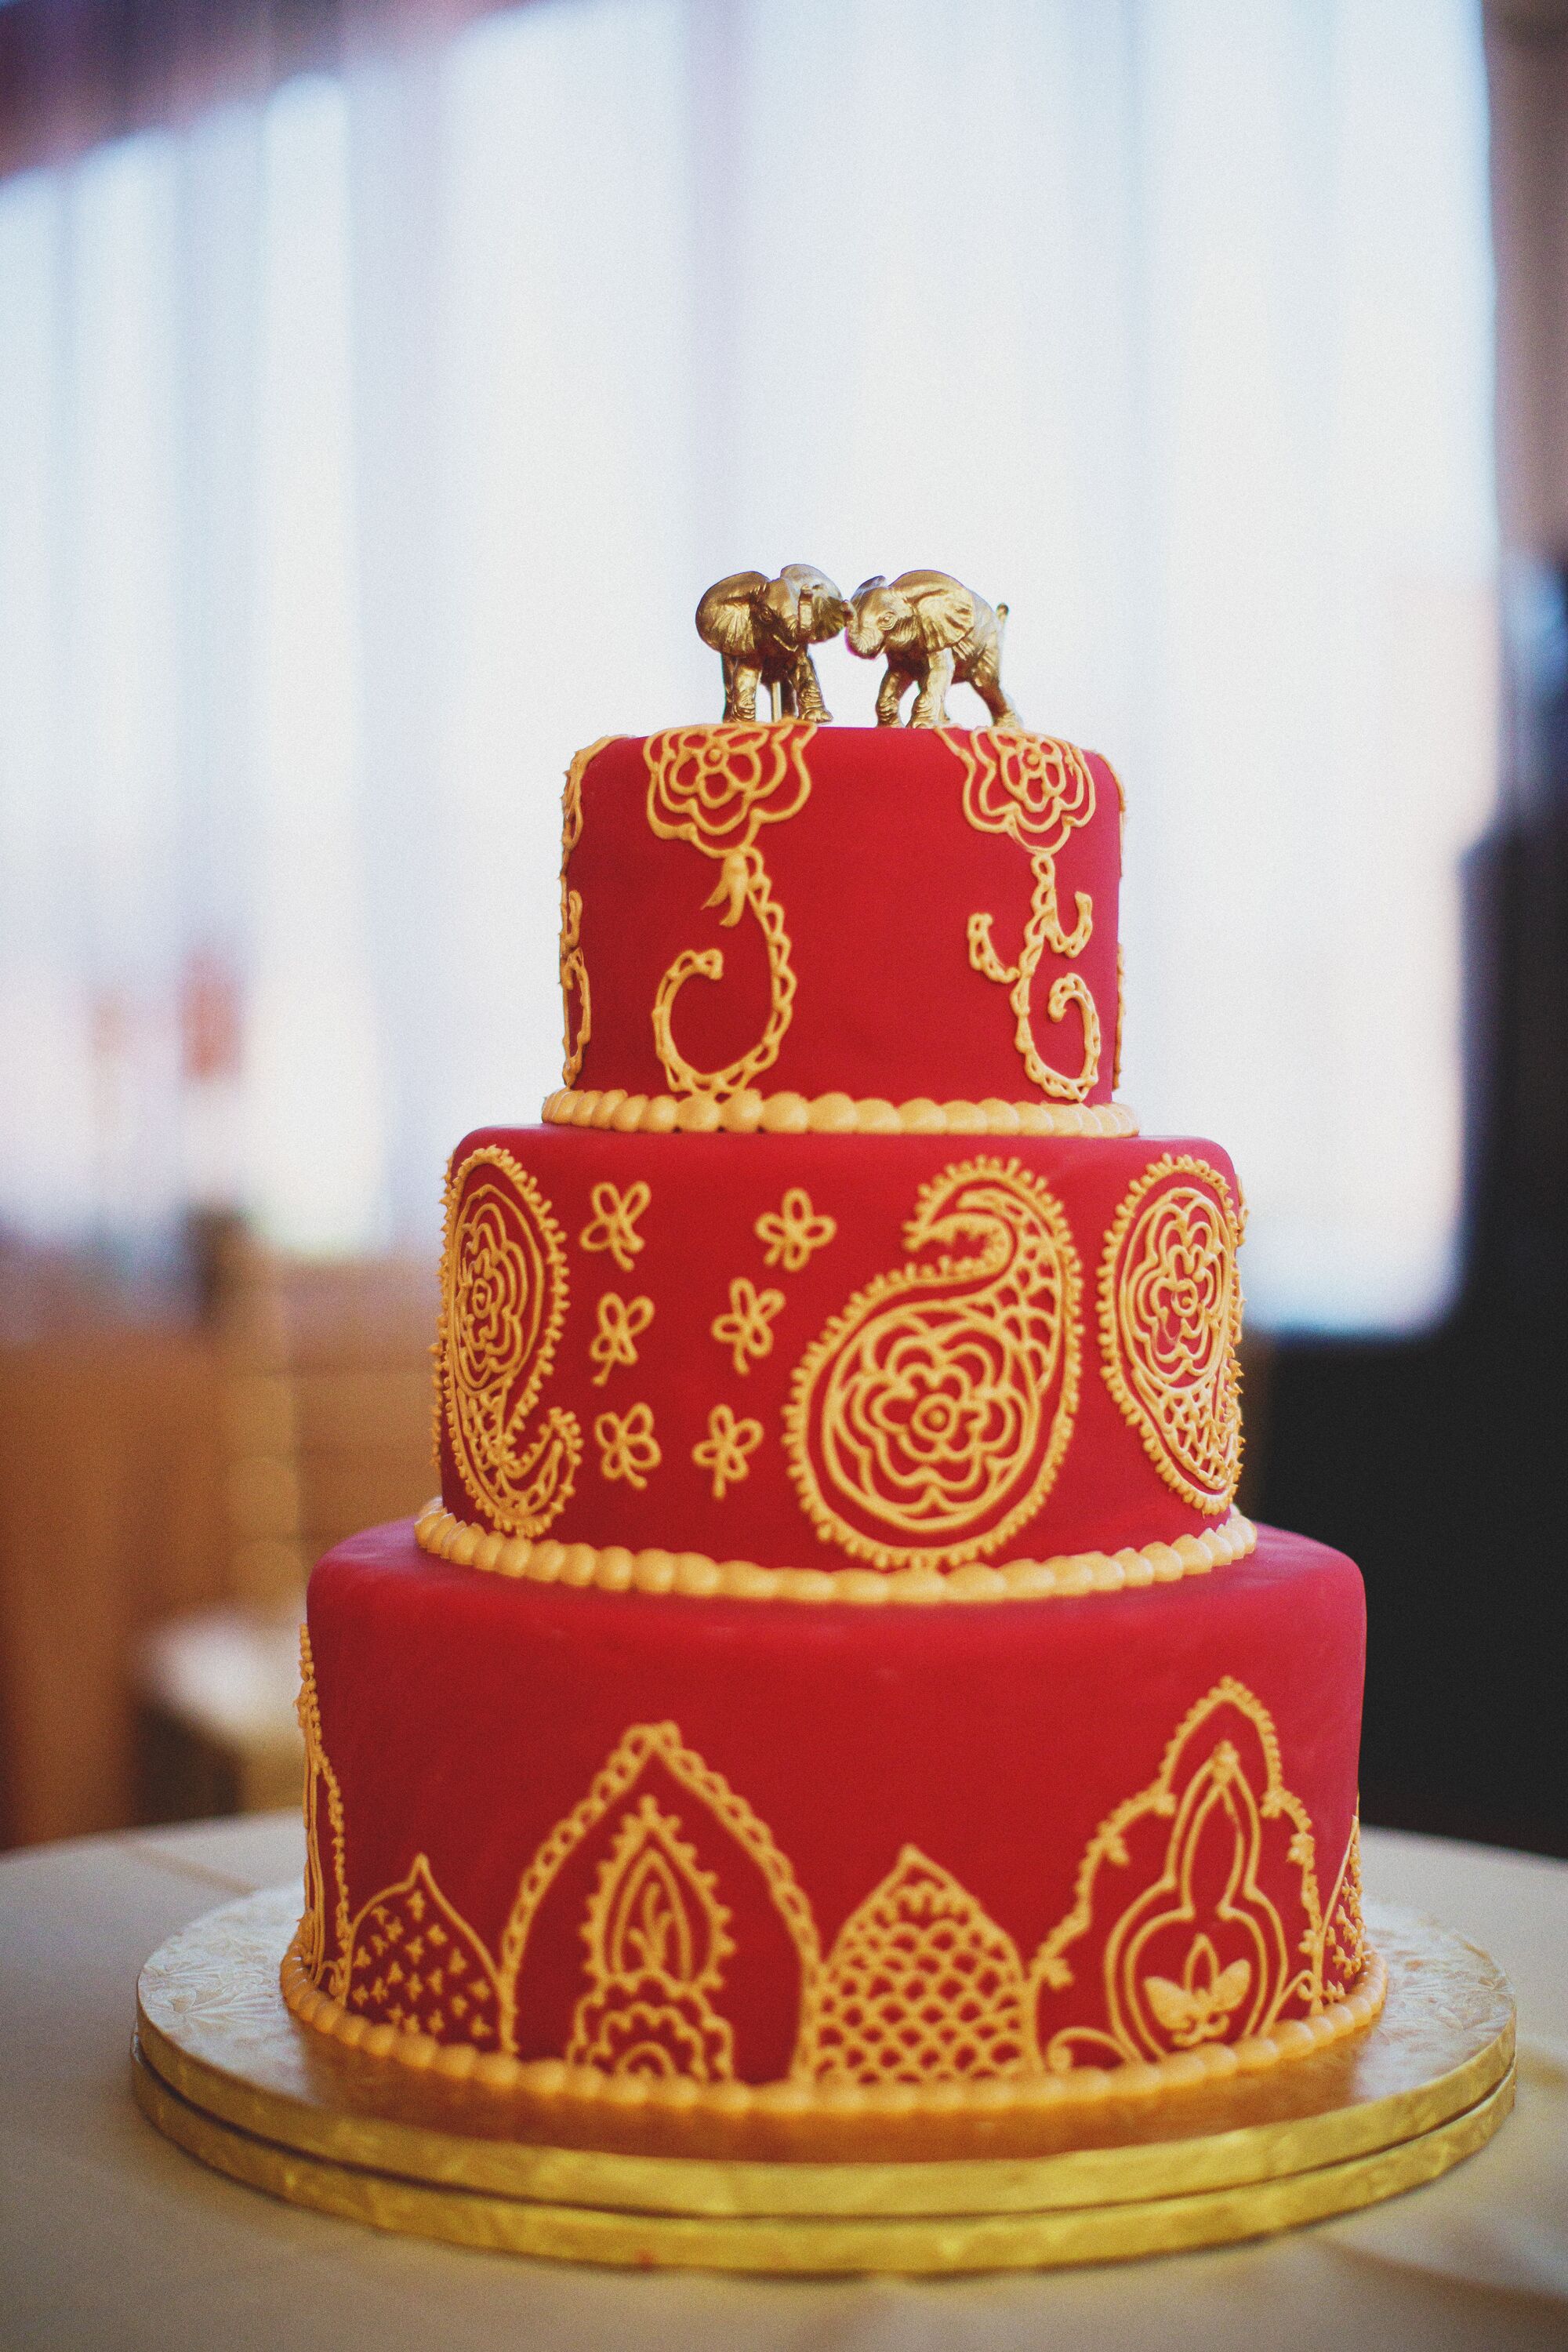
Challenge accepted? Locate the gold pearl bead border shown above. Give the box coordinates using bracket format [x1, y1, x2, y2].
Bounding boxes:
[541, 1087, 1139, 1139]
[280, 1936, 1386, 2114]
[413, 1503, 1257, 1606]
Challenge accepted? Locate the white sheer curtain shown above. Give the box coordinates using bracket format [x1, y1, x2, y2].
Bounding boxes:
[0, 0, 1496, 1327]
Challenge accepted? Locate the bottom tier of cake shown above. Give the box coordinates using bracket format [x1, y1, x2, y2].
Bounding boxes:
[290, 1520, 1377, 2145]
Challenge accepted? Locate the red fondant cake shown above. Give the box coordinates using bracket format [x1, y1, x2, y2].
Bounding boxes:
[290, 719, 1377, 2156]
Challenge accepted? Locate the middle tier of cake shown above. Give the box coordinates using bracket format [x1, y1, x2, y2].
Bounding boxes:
[427, 1125, 1248, 1596]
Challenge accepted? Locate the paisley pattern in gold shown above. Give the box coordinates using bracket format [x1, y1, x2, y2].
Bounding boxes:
[296, 1628, 348, 1995]
[1033, 1679, 1327, 2071]
[644, 724, 814, 1100]
[1099, 1156, 1243, 1513]
[1322, 1818, 1367, 2002]
[499, 1721, 821, 2074]
[566, 1797, 736, 2080]
[806, 1849, 1035, 2084]
[558, 739, 609, 1086]
[785, 1158, 1082, 1570]
[341, 1856, 501, 2047]
[946, 729, 1102, 1102]
[437, 1149, 581, 1538]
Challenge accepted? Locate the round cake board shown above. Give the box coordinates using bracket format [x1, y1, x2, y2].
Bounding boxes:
[131, 1889, 1515, 2274]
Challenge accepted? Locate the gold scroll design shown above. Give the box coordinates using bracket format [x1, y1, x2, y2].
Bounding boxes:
[296, 1627, 349, 1997]
[339, 1855, 503, 2049]
[804, 1849, 1036, 2085]
[784, 1158, 1082, 1571]
[1099, 1156, 1244, 1514]
[644, 724, 814, 1101]
[559, 737, 612, 1086]
[1033, 1679, 1327, 2071]
[945, 728, 1102, 1102]
[498, 1721, 822, 2074]
[437, 1147, 581, 1538]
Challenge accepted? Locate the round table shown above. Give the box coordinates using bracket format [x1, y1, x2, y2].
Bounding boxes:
[3, 1813, 1565, 2350]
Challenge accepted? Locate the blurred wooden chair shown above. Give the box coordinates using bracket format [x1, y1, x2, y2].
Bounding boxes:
[136, 1225, 437, 1818]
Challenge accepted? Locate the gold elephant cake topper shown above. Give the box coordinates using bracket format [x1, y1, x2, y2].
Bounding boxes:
[695, 566, 1022, 731]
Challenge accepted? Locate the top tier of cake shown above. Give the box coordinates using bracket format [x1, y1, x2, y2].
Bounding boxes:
[550, 724, 1130, 1134]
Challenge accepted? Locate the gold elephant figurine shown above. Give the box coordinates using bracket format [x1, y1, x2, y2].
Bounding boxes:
[846, 571, 1022, 731]
[695, 566, 849, 724]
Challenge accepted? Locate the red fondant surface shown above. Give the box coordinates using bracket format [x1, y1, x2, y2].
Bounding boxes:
[439, 1124, 1242, 1569]
[568, 729, 1123, 1109]
[306, 1520, 1366, 2082]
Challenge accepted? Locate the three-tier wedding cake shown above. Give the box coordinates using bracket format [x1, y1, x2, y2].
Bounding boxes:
[284, 669, 1381, 2158]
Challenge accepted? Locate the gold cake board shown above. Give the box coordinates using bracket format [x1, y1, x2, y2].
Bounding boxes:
[131, 1889, 1515, 2274]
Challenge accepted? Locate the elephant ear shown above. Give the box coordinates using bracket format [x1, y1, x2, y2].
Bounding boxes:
[695, 572, 769, 657]
[904, 574, 978, 652]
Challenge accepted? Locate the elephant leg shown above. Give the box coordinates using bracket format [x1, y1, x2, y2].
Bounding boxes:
[910, 648, 956, 728]
[974, 648, 1023, 733]
[726, 661, 761, 722]
[876, 665, 913, 727]
[793, 652, 830, 724]
[772, 668, 798, 720]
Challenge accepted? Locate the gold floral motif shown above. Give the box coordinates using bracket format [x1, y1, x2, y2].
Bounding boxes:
[1099, 1156, 1243, 1514]
[593, 1403, 661, 1490]
[579, 1180, 651, 1273]
[693, 1403, 764, 1498]
[437, 1149, 581, 1539]
[711, 1276, 786, 1376]
[1033, 1679, 1326, 2071]
[784, 1159, 1082, 1571]
[644, 724, 814, 1101]
[340, 1855, 501, 2047]
[806, 1848, 1035, 2085]
[499, 1720, 822, 2067]
[296, 1628, 348, 1996]
[756, 1187, 837, 1272]
[588, 1292, 654, 1388]
[559, 739, 611, 1086]
[946, 730, 1102, 1102]
[566, 1797, 735, 2081]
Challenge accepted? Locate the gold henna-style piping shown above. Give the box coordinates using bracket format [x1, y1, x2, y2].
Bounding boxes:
[783, 1159, 1082, 1572]
[296, 1629, 349, 1997]
[579, 1180, 650, 1272]
[1032, 1679, 1335, 2073]
[756, 1188, 836, 1272]
[593, 1403, 661, 1491]
[946, 730, 1102, 1103]
[414, 1501, 1256, 1605]
[645, 724, 814, 1102]
[543, 1088, 1138, 1138]
[437, 1149, 582, 1540]
[565, 1796, 737, 2082]
[559, 739, 610, 1086]
[496, 1721, 822, 2066]
[588, 1292, 653, 1388]
[1098, 1156, 1244, 1515]
[337, 1854, 503, 2049]
[692, 1403, 764, 1498]
[805, 1848, 1037, 2085]
[711, 1276, 785, 1376]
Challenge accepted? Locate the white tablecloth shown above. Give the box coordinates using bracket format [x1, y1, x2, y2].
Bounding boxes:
[2, 1815, 1565, 2350]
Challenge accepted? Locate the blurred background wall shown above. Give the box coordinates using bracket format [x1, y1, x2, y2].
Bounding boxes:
[0, 0, 1561, 1853]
